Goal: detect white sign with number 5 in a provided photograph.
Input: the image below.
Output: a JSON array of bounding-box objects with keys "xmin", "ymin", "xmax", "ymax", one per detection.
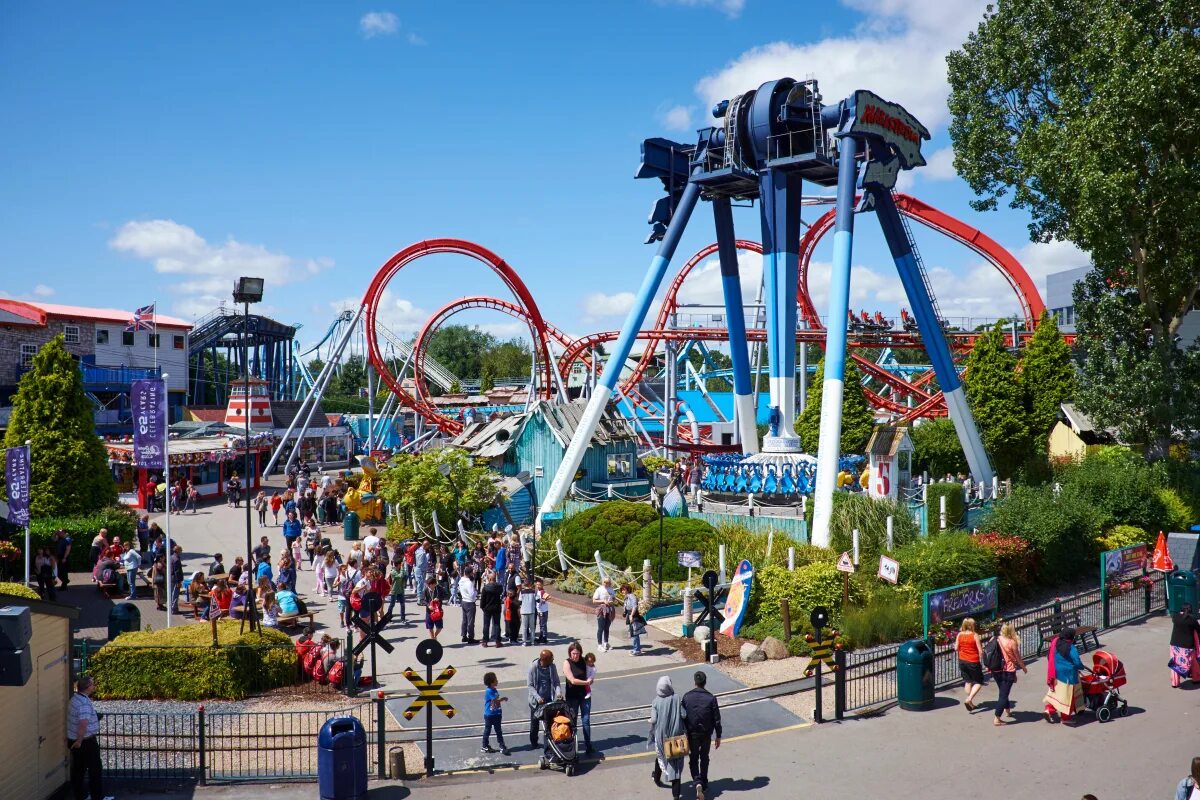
[{"xmin": 878, "ymin": 555, "xmax": 899, "ymax": 585}]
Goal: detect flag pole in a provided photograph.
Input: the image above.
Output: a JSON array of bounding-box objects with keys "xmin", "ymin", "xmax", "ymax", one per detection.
[
  {"xmin": 23, "ymin": 440, "xmax": 31, "ymax": 588},
  {"xmin": 162, "ymin": 373, "xmax": 172, "ymax": 628}
]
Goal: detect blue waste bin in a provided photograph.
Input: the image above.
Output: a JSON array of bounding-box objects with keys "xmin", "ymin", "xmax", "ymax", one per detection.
[
  {"xmin": 317, "ymin": 716, "xmax": 367, "ymax": 800},
  {"xmin": 343, "ymin": 511, "xmax": 360, "ymax": 541}
]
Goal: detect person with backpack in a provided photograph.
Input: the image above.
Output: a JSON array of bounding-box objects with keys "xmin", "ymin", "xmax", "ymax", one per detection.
[
  {"xmin": 984, "ymin": 622, "xmax": 1026, "ymax": 726},
  {"xmin": 954, "ymin": 617, "xmax": 986, "ymax": 711}
]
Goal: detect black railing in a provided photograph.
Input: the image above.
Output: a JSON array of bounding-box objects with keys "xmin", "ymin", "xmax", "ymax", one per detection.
[{"xmin": 836, "ymin": 572, "xmax": 1167, "ymax": 715}]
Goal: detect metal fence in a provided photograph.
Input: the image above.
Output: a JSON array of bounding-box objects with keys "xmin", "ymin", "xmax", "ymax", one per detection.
[
  {"xmin": 837, "ymin": 571, "xmax": 1167, "ymax": 715},
  {"xmin": 97, "ymin": 699, "xmax": 386, "ymax": 784}
]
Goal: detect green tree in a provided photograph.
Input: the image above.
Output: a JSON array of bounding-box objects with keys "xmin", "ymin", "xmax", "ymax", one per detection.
[
  {"xmin": 4, "ymin": 336, "xmax": 117, "ymax": 515},
  {"xmin": 1021, "ymin": 311, "xmax": 1076, "ymax": 440},
  {"xmin": 448, "ymin": 379, "xmax": 462, "ymax": 395},
  {"xmin": 947, "ymin": 0, "xmax": 1200, "ymax": 457},
  {"xmin": 427, "ymin": 325, "xmax": 496, "ymax": 379},
  {"xmin": 479, "ymin": 363, "xmax": 496, "ymax": 393},
  {"xmin": 911, "ymin": 418, "xmax": 969, "ymax": 477},
  {"xmin": 487, "ymin": 339, "xmax": 533, "ymax": 379},
  {"xmin": 795, "ymin": 358, "xmax": 875, "ymax": 455},
  {"xmin": 376, "ymin": 448, "xmax": 498, "ymax": 531},
  {"xmin": 964, "ymin": 324, "xmax": 1028, "ymax": 477}
]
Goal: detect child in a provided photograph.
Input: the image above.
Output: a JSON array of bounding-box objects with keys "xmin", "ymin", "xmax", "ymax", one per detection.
[
  {"xmin": 480, "ymin": 672, "xmax": 510, "ymax": 755},
  {"xmin": 504, "ymin": 587, "xmax": 521, "ymax": 644},
  {"xmin": 292, "ymin": 537, "xmax": 305, "ymax": 572},
  {"xmin": 535, "ymin": 579, "xmax": 550, "ymax": 644}
]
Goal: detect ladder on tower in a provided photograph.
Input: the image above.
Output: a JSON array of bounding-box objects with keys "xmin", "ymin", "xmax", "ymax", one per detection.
[{"xmin": 893, "ymin": 191, "xmax": 947, "ymax": 330}]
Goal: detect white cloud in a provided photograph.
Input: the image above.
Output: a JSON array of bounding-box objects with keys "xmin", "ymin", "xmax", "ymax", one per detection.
[
  {"xmin": 920, "ymin": 146, "xmax": 957, "ymax": 181},
  {"xmin": 359, "ymin": 11, "xmax": 399, "ymax": 38},
  {"xmin": 581, "ymin": 291, "xmax": 636, "ymax": 322},
  {"xmin": 660, "ymin": 104, "xmax": 694, "ymax": 133},
  {"xmin": 32, "ymin": 284, "xmax": 55, "ymax": 297},
  {"xmin": 406, "ymin": 32, "xmax": 426, "ymax": 46},
  {"xmin": 694, "ymin": 1, "xmax": 987, "ymax": 134},
  {"xmin": 1014, "ymin": 238, "xmax": 1090, "ymax": 296},
  {"xmin": 659, "ymin": 0, "xmax": 746, "ymax": 17},
  {"xmin": 109, "ymin": 219, "xmax": 331, "ymax": 318}
]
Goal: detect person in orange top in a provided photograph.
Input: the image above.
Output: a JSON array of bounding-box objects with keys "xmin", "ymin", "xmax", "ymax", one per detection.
[
  {"xmin": 210, "ymin": 579, "xmax": 234, "ymax": 616},
  {"xmin": 954, "ymin": 617, "xmax": 986, "ymax": 711}
]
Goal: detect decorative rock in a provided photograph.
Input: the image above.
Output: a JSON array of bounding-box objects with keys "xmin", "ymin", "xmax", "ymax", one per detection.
[
  {"xmin": 760, "ymin": 636, "xmax": 789, "ymax": 660},
  {"xmin": 692, "ymin": 624, "xmax": 712, "ymax": 644},
  {"xmin": 740, "ymin": 642, "xmax": 766, "ymax": 663}
]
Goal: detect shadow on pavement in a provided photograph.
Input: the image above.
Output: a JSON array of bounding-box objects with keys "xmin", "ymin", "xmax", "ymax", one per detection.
[
  {"xmin": 708, "ymin": 775, "xmax": 770, "ymax": 796},
  {"xmin": 366, "ymin": 787, "xmax": 412, "ymax": 799}
]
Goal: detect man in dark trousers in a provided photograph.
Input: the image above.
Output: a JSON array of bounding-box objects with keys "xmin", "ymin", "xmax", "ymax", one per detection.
[{"xmin": 681, "ymin": 670, "xmax": 722, "ymax": 800}]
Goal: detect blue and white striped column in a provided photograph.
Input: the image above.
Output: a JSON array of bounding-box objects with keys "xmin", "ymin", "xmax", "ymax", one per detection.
[
  {"xmin": 811, "ymin": 135, "xmax": 860, "ymax": 548},
  {"xmin": 713, "ymin": 197, "xmax": 758, "ymax": 454},
  {"xmin": 538, "ymin": 180, "xmax": 703, "ymax": 528},
  {"xmin": 873, "ymin": 189, "xmax": 994, "ymax": 485},
  {"xmin": 758, "ymin": 169, "xmax": 803, "ymax": 452}
]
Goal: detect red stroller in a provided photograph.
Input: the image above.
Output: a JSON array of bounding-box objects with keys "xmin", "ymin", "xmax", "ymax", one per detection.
[{"xmin": 1079, "ymin": 650, "xmax": 1129, "ymax": 722}]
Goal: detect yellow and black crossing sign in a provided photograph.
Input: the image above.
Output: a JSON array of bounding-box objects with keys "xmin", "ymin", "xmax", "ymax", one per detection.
[
  {"xmin": 402, "ymin": 665, "xmax": 457, "ymax": 720},
  {"xmin": 803, "ymin": 632, "xmax": 841, "ymax": 676}
]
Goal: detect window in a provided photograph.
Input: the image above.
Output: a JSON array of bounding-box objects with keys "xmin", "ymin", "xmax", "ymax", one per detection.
[
  {"xmin": 63, "ymin": 325, "xmax": 80, "ymax": 344},
  {"xmin": 173, "ymin": 334, "xmax": 185, "ymax": 350},
  {"xmin": 121, "ymin": 330, "xmax": 134, "ymax": 347},
  {"xmin": 607, "ymin": 454, "xmax": 633, "ymax": 479},
  {"xmin": 20, "ymin": 343, "xmax": 37, "ymax": 367},
  {"xmin": 148, "ymin": 333, "xmax": 160, "ymax": 348},
  {"xmin": 96, "ymin": 328, "xmax": 109, "ymax": 345}
]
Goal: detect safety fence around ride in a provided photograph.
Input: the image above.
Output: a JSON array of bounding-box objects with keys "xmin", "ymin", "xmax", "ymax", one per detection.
[{"xmin": 836, "ymin": 571, "xmax": 1166, "ymax": 716}]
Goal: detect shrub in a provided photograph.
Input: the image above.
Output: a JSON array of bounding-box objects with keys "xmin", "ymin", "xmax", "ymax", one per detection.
[
  {"xmin": 972, "ymin": 532, "xmax": 1038, "ymax": 600},
  {"xmin": 624, "ymin": 517, "xmax": 716, "ymax": 581},
  {"xmin": 90, "ymin": 621, "xmax": 298, "ymax": 700},
  {"xmin": 641, "ymin": 456, "xmax": 674, "ymax": 473},
  {"xmin": 704, "ymin": 523, "xmax": 823, "ymax": 573},
  {"xmin": 559, "ymin": 502, "xmax": 659, "ymax": 566},
  {"xmin": 29, "ymin": 507, "xmax": 138, "ymax": 570},
  {"xmin": 828, "ymin": 493, "xmax": 920, "ymax": 563},
  {"xmin": 983, "ymin": 485, "xmax": 1099, "ymax": 583},
  {"xmin": 1155, "ymin": 487, "xmax": 1193, "ymax": 532},
  {"xmin": 926, "ymin": 482, "xmax": 966, "ymax": 529},
  {"xmin": 911, "ymin": 418, "xmax": 968, "ymax": 477},
  {"xmin": 750, "ymin": 562, "xmax": 861, "ymax": 628},
  {"xmin": 1056, "ymin": 448, "xmax": 1173, "ymax": 531},
  {"xmin": 894, "ymin": 532, "xmax": 996, "ymax": 594},
  {"xmin": 1097, "ymin": 524, "xmax": 1151, "ymax": 552},
  {"xmin": 0, "ymin": 582, "xmax": 39, "ymax": 599},
  {"xmin": 838, "ymin": 594, "xmax": 922, "ymax": 649}
]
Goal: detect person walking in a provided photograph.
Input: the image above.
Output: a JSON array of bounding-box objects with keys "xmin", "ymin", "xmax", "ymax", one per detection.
[
  {"xmin": 68, "ymin": 675, "xmax": 112, "ymax": 800},
  {"xmin": 480, "ymin": 570, "xmax": 503, "ymax": 648},
  {"xmin": 562, "ymin": 641, "xmax": 594, "ymax": 753},
  {"xmin": 520, "ymin": 580, "xmax": 537, "ymax": 646},
  {"xmin": 649, "ymin": 675, "xmax": 688, "ymax": 800},
  {"xmin": 480, "ymin": 671, "xmax": 510, "ymax": 756},
  {"xmin": 681, "ymin": 671, "xmax": 721, "ymax": 800},
  {"xmin": 386, "ymin": 553, "xmax": 408, "ymax": 623},
  {"xmin": 593, "ymin": 576, "xmax": 616, "ymax": 652},
  {"xmin": 954, "ymin": 617, "xmax": 986, "ymax": 711},
  {"xmin": 527, "ymin": 649, "xmax": 560, "ymax": 749},
  {"xmin": 254, "ymin": 491, "xmax": 268, "ymax": 526},
  {"xmin": 459, "ymin": 565, "xmax": 478, "ymax": 643},
  {"xmin": 168, "ymin": 545, "xmax": 184, "ymax": 614},
  {"xmin": 413, "ymin": 541, "xmax": 431, "ymax": 605},
  {"xmin": 990, "ymin": 623, "xmax": 1027, "ymax": 726},
  {"xmin": 1043, "ymin": 628, "xmax": 1087, "ymax": 725},
  {"xmin": 1169, "ymin": 603, "xmax": 1200, "ymax": 687},
  {"xmin": 623, "ymin": 583, "xmax": 644, "ymax": 655},
  {"xmin": 423, "ymin": 576, "xmax": 444, "ymax": 641},
  {"xmin": 55, "ymin": 528, "xmax": 72, "ymax": 591},
  {"xmin": 535, "ymin": 578, "xmax": 550, "ymax": 644}
]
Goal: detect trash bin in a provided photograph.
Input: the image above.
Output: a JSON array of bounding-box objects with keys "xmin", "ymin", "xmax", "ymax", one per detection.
[
  {"xmin": 1167, "ymin": 570, "xmax": 1198, "ymax": 616},
  {"xmin": 317, "ymin": 716, "xmax": 367, "ymax": 800},
  {"xmin": 343, "ymin": 511, "xmax": 360, "ymax": 541},
  {"xmin": 896, "ymin": 639, "xmax": 935, "ymax": 711},
  {"xmin": 107, "ymin": 603, "xmax": 141, "ymax": 641}
]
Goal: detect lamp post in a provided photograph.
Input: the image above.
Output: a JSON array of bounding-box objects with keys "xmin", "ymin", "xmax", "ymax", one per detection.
[
  {"xmin": 234, "ymin": 277, "xmax": 264, "ymax": 632},
  {"xmin": 652, "ymin": 472, "xmax": 670, "ymax": 601}
]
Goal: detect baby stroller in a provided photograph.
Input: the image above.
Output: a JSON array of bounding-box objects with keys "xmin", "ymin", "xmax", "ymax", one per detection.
[
  {"xmin": 1079, "ymin": 649, "xmax": 1129, "ymax": 722},
  {"xmin": 537, "ymin": 700, "xmax": 578, "ymax": 776}
]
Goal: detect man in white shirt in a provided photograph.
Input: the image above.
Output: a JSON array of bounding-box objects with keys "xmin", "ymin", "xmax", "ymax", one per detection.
[
  {"xmin": 362, "ymin": 527, "xmax": 382, "ymax": 555},
  {"xmin": 68, "ymin": 675, "xmax": 112, "ymax": 800},
  {"xmin": 458, "ymin": 566, "xmax": 479, "ymax": 643}
]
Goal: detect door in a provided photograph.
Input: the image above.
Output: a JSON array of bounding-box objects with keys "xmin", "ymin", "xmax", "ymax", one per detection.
[{"xmin": 37, "ymin": 646, "xmax": 68, "ymax": 799}]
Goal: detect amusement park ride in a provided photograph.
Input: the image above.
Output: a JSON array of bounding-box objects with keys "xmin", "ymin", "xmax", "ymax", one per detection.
[{"xmin": 268, "ymin": 76, "xmax": 1050, "ymax": 548}]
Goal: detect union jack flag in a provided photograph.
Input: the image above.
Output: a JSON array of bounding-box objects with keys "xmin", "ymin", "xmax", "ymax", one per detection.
[{"xmin": 125, "ymin": 303, "xmax": 156, "ymax": 332}]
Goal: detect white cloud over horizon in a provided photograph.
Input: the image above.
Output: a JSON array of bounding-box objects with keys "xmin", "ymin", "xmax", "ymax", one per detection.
[
  {"xmin": 660, "ymin": 104, "xmax": 694, "ymax": 133},
  {"xmin": 359, "ymin": 11, "xmax": 399, "ymax": 38}
]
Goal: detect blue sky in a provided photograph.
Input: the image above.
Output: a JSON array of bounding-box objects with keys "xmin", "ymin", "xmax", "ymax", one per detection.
[{"xmin": 0, "ymin": 0, "xmax": 1087, "ymax": 350}]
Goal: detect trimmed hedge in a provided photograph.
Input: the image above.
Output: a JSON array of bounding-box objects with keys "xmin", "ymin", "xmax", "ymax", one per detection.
[
  {"xmin": 557, "ymin": 501, "xmax": 659, "ymax": 567},
  {"xmin": 623, "ymin": 517, "xmax": 717, "ymax": 582},
  {"xmin": 0, "ymin": 582, "xmax": 39, "ymax": 599},
  {"xmin": 91, "ymin": 621, "xmax": 298, "ymax": 700},
  {"xmin": 893, "ymin": 532, "xmax": 996, "ymax": 594},
  {"xmin": 29, "ymin": 507, "xmax": 138, "ymax": 570},
  {"xmin": 748, "ymin": 562, "xmax": 861, "ymax": 630}
]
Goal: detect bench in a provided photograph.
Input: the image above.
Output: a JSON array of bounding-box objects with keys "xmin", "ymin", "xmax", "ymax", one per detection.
[
  {"xmin": 1036, "ymin": 610, "xmax": 1100, "ymax": 656},
  {"xmin": 277, "ymin": 611, "xmax": 316, "ymax": 630}
]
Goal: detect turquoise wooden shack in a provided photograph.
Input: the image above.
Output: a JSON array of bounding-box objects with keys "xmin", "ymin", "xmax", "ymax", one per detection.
[{"xmin": 451, "ymin": 400, "xmax": 647, "ymax": 516}]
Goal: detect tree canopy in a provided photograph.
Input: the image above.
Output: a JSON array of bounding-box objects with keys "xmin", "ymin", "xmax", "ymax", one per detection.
[
  {"xmin": 376, "ymin": 448, "xmax": 499, "ymax": 531},
  {"xmin": 4, "ymin": 336, "xmax": 117, "ymax": 515},
  {"xmin": 795, "ymin": 358, "xmax": 875, "ymax": 455},
  {"xmin": 911, "ymin": 418, "xmax": 969, "ymax": 478},
  {"xmin": 947, "ymin": 0, "xmax": 1200, "ymax": 455},
  {"xmin": 1021, "ymin": 311, "xmax": 1076, "ymax": 440},
  {"xmin": 964, "ymin": 324, "xmax": 1028, "ymax": 477}
]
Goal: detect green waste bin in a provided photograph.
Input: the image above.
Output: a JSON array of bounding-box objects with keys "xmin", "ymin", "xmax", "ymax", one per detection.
[
  {"xmin": 343, "ymin": 511, "xmax": 360, "ymax": 541},
  {"xmin": 1167, "ymin": 570, "xmax": 1198, "ymax": 616},
  {"xmin": 108, "ymin": 602, "xmax": 141, "ymax": 641},
  {"xmin": 897, "ymin": 639, "xmax": 935, "ymax": 711}
]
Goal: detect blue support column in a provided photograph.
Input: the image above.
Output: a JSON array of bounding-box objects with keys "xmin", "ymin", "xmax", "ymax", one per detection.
[
  {"xmin": 712, "ymin": 196, "xmax": 759, "ymax": 454},
  {"xmin": 872, "ymin": 189, "xmax": 994, "ymax": 485},
  {"xmin": 811, "ymin": 135, "xmax": 860, "ymax": 548},
  {"xmin": 539, "ymin": 179, "xmax": 703, "ymax": 525},
  {"xmin": 758, "ymin": 169, "xmax": 803, "ymax": 452}
]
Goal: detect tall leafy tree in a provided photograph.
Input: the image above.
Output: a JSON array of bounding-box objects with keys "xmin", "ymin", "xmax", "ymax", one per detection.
[
  {"xmin": 795, "ymin": 358, "xmax": 875, "ymax": 455},
  {"xmin": 1021, "ymin": 311, "xmax": 1077, "ymax": 440},
  {"xmin": 911, "ymin": 418, "xmax": 969, "ymax": 478},
  {"xmin": 947, "ymin": 0, "xmax": 1200, "ymax": 456},
  {"xmin": 4, "ymin": 336, "xmax": 116, "ymax": 515},
  {"xmin": 376, "ymin": 448, "xmax": 498, "ymax": 530},
  {"xmin": 964, "ymin": 324, "xmax": 1029, "ymax": 477}
]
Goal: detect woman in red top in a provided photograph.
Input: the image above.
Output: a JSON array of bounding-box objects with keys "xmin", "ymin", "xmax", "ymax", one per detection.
[
  {"xmin": 102, "ymin": 537, "xmax": 124, "ymax": 561},
  {"xmin": 211, "ymin": 579, "xmax": 234, "ymax": 615},
  {"xmin": 954, "ymin": 617, "xmax": 986, "ymax": 711}
]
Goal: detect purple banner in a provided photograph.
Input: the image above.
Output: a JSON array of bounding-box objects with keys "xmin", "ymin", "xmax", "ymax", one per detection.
[
  {"xmin": 132, "ymin": 379, "xmax": 167, "ymax": 469},
  {"xmin": 6, "ymin": 446, "xmax": 30, "ymax": 527}
]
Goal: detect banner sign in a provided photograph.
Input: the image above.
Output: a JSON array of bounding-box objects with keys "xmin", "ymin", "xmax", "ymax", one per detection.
[
  {"xmin": 922, "ymin": 577, "xmax": 998, "ymax": 637},
  {"xmin": 878, "ymin": 555, "xmax": 899, "ymax": 585},
  {"xmin": 850, "ymin": 89, "xmax": 930, "ymax": 168},
  {"xmin": 5, "ymin": 446, "xmax": 30, "ymax": 527},
  {"xmin": 677, "ymin": 551, "xmax": 702, "ymax": 569},
  {"xmin": 132, "ymin": 379, "xmax": 167, "ymax": 469},
  {"xmin": 1103, "ymin": 544, "xmax": 1147, "ymax": 581}
]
